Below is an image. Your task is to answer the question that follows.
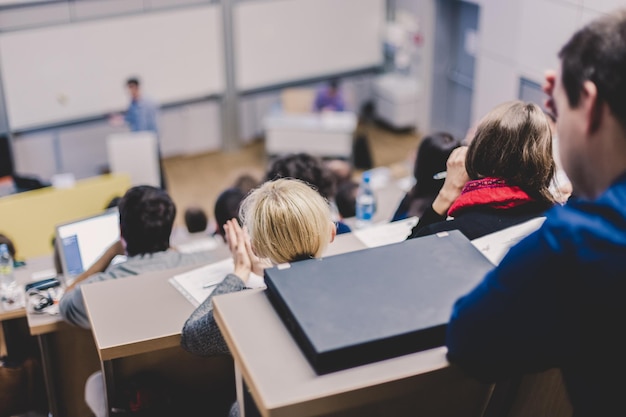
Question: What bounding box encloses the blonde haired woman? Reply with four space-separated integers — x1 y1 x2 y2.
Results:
182 178 336 355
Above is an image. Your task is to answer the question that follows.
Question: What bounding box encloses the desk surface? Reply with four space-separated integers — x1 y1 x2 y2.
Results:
1 256 54 323
213 289 450 417
82 263 213 361
80 229 379 362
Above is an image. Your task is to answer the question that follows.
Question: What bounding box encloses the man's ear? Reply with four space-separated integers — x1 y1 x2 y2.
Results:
581 80 602 134
330 222 337 243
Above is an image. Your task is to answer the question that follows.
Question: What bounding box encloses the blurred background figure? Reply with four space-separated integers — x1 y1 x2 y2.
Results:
184 207 209 235
313 79 345 113
392 132 461 221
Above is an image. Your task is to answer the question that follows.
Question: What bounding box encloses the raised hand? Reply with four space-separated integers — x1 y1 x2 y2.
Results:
225 219 252 283
432 146 470 216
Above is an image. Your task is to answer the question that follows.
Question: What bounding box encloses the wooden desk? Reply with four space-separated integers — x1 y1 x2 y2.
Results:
82 249 234 417
0 256 55 323
21 263 101 417
213 290 492 417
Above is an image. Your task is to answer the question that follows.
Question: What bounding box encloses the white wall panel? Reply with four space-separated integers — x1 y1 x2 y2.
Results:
0 3 70 31
12 132 57 180
234 0 384 91
71 0 144 21
581 0 622 14
472 55 518 124
479 0 522 60
0 5 224 130
517 0 579 75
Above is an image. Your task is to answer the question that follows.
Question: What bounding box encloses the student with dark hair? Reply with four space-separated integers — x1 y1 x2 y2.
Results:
266 153 337 200
214 188 246 242
184 206 209 234
408 101 556 240
0 233 24 267
105 196 122 210
334 180 359 219
392 132 461 221
266 153 350 234
59 186 217 329
445 10 626 416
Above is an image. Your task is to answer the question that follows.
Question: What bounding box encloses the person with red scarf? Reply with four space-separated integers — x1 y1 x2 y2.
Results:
408 100 557 241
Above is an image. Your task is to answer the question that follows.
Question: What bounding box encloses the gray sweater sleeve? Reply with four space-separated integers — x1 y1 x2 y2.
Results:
181 273 247 356
58 285 91 329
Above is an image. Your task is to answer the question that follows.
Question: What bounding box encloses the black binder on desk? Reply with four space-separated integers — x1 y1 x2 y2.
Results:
264 230 495 375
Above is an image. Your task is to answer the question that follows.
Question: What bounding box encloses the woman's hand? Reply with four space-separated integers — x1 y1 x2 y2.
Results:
225 219 271 283
225 219 252 284
432 146 470 216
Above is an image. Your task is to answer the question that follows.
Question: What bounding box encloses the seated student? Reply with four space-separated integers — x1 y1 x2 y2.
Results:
408 100 557 240
446 11 626 416
214 187 247 243
335 180 359 219
232 173 259 195
313 78 345 112
181 179 336 416
0 233 25 267
392 132 461 221
266 152 351 234
59 185 218 329
184 206 209 234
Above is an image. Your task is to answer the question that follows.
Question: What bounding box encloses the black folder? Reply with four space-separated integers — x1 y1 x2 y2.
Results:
264 230 495 374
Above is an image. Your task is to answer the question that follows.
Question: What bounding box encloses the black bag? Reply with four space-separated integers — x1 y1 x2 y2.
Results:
353 134 373 170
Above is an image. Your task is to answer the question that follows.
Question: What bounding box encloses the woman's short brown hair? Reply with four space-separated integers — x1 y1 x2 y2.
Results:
465 100 556 204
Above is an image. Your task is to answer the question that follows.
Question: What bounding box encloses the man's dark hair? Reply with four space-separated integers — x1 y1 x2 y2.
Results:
559 10 626 129
329 78 340 91
266 153 337 200
126 77 140 87
105 196 122 210
184 207 208 234
214 188 246 240
335 180 359 219
118 186 175 256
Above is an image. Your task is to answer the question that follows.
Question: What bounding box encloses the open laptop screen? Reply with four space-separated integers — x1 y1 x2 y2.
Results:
55 209 120 282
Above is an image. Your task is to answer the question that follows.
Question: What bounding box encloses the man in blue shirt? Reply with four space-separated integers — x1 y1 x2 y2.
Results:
125 77 159 134
124 77 166 189
445 9 626 417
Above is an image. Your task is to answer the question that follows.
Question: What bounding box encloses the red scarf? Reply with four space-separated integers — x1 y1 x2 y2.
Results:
448 177 535 217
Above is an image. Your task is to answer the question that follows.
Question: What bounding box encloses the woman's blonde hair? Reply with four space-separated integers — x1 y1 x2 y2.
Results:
466 100 557 204
240 178 333 264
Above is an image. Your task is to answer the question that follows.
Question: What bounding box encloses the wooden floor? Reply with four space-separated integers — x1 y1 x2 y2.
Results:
163 121 421 228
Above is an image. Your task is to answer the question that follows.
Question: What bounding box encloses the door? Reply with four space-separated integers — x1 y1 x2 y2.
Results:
430 0 480 140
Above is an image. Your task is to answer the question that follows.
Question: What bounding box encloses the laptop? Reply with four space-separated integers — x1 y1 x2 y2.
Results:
55 208 121 286
264 230 495 375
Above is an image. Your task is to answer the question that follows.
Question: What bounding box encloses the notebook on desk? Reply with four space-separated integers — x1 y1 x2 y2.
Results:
264 230 495 375
55 208 120 286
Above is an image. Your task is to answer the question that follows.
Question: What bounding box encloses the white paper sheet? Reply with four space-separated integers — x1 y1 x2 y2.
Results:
169 258 265 307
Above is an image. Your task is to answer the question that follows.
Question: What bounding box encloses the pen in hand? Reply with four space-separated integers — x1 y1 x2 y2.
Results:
202 279 222 289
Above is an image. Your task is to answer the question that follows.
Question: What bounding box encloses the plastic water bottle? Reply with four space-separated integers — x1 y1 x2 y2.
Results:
0 243 16 296
355 171 376 229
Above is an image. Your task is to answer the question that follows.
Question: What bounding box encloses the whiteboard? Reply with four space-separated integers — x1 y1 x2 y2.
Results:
0 5 224 130
234 0 385 91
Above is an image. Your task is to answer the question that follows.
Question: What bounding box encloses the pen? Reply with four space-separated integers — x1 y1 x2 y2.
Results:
433 171 447 180
202 279 222 289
